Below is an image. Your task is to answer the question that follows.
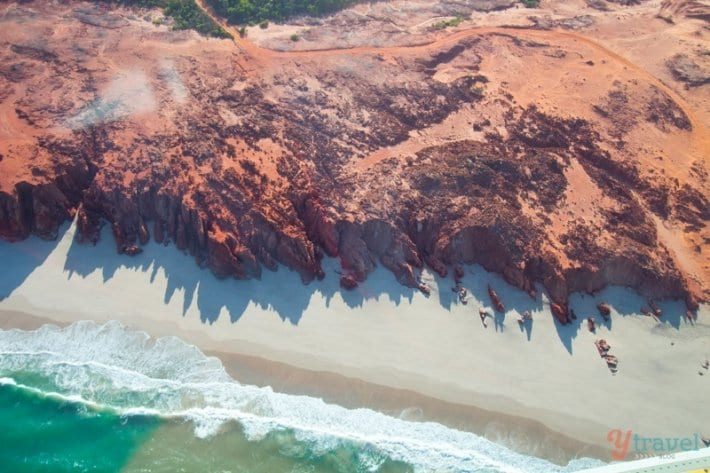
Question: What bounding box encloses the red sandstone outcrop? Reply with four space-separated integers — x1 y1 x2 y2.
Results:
597 303 611 317
551 303 570 325
0 1 707 313
339 274 359 290
488 285 506 312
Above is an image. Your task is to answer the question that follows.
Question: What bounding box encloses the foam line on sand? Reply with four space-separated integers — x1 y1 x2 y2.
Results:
0 222 708 461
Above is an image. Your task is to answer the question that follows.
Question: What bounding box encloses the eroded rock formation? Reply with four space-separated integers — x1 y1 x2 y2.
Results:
0 1 707 312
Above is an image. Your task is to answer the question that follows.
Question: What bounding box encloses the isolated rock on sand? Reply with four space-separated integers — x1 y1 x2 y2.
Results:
339 274 359 290
550 303 570 325
597 303 611 317
488 285 506 312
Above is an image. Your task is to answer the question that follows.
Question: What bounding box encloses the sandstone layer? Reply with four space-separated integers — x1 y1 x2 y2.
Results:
1 0 708 315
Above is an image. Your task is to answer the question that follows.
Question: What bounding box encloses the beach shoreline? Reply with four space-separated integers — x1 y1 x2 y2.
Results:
1 223 708 468
0 308 607 465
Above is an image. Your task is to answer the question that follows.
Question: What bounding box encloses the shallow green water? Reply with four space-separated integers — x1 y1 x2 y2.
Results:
0 321 603 473
0 382 413 473
0 381 158 473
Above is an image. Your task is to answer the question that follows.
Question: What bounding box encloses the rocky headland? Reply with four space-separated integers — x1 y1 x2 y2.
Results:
1 0 707 317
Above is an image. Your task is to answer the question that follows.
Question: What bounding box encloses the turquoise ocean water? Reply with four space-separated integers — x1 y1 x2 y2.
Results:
0 321 603 473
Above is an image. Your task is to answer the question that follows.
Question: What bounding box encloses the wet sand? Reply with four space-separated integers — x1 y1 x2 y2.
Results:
1 222 708 465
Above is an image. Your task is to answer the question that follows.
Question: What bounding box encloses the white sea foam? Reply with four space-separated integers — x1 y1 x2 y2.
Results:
0 321 604 473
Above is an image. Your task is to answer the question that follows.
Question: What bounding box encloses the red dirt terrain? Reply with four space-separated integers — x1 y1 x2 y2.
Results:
0 0 707 315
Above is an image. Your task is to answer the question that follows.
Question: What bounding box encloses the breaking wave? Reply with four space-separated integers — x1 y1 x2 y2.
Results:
0 321 603 473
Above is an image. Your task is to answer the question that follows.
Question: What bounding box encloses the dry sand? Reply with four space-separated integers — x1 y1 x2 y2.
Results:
0 221 708 464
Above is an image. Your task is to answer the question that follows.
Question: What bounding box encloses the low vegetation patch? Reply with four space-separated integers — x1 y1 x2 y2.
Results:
520 0 540 7
431 16 466 30
106 0 231 38
165 0 232 37
205 0 361 25
109 0 373 35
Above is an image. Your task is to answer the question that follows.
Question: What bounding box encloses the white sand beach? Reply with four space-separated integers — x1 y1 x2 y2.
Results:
1 222 708 464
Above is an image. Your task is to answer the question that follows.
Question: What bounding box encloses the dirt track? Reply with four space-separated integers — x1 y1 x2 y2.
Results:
194 0 708 160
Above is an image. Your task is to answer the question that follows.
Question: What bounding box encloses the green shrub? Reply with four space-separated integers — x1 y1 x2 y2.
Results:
431 16 466 30
205 0 363 25
104 0 232 38
290 33 300 41
164 0 232 37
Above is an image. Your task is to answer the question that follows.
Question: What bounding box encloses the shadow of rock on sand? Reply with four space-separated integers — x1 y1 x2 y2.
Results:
5 222 692 351
62 222 633 348
0 233 60 302
552 286 690 355
518 318 533 341
426 260 692 355
62 223 416 326
440 268 545 339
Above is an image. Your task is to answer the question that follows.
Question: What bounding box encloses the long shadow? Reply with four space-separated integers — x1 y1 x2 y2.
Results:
493 310 505 332
552 286 691 355
62 225 416 327
553 289 635 355
59 223 695 354
550 311 580 355
449 267 545 339
597 286 685 329
0 229 63 302
518 318 533 341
